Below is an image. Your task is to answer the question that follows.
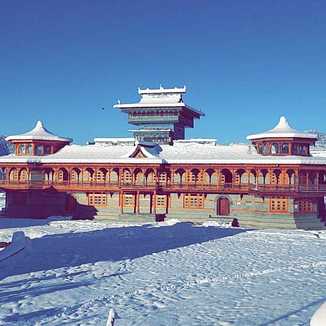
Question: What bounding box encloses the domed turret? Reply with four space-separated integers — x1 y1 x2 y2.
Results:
247 116 317 156
6 121 72 156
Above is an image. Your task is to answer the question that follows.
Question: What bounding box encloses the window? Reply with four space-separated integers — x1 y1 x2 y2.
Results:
0 168 6 180
281 143 289 154
297 200 314 213
35 145 43 156
122 170 132 184
123 194 134 207
183 194 204 209
26 144 33 155
293 144 308 156
88 193 107 207
17 144 25 155
44 145 51 155
159 172 167 184
156 195 167 208
271 143 279 154
262 144 269 155
270 197 288 213
96 170 106 183
187 171 203 183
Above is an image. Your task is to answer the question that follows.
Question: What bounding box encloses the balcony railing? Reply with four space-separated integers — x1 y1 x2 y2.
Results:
1 179 326 194
249 184 326 193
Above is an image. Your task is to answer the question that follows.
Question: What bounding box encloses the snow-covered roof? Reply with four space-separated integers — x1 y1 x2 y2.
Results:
176 139 217 145
114 86 204 116
247 117 318 140
6 121 73 143
138 86 186 95
1 140 326 165
94 138 135 146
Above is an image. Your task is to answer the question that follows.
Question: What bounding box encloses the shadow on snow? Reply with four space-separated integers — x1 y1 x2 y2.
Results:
0 222 250 280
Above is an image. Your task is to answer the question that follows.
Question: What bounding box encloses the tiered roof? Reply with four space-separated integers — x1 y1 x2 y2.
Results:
114 86 204 117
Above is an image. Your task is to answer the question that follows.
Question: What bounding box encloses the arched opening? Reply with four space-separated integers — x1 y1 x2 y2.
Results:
57 168 69 183
158 170 169 185
205 168 216 185
9 168 18 182
259 169 268 184
249 169 257 184
83 168 94 183
122 168 132 185
308 172 317 186
319 171 326 186
188 168 201 184
216 197 230 216
221 169 232 186
96 168 108 183
0 168 6 181
145 168 155 185
134 168 144 185
71 168 81 183
174 168 186 185
272 169 282 185
19 168 29 182
110 168 119 184
44 168 54 183
287 169 296 185
235 169 246 184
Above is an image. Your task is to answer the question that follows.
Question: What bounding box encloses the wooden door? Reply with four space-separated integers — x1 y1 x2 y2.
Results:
217 197 230 216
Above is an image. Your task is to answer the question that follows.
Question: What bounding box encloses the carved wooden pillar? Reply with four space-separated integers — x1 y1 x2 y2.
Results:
120 191 124 214
118 168 122 186
170 168 175 186
131 168 135 185
200 168 205 186
107 168 111 184
216 168 221 186
149 193 153 214
166 194 170 214
153 191 157 215
53 168 58 183
135 191 140 214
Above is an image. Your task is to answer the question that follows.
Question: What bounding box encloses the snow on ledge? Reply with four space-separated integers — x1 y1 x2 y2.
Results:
0 231 27 262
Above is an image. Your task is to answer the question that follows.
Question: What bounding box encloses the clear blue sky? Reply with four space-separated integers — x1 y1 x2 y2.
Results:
1 0 325 144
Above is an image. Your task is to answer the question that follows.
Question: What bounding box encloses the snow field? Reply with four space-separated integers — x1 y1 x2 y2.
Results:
0 218 325 325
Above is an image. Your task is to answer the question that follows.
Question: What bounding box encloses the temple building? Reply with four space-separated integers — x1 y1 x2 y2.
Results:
0 86 326 229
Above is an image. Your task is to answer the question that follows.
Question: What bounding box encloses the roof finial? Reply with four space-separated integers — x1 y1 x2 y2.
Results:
35 120 44 129
275 116 291 131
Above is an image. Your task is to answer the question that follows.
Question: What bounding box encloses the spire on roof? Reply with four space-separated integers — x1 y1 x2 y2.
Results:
246 116 318 140
5 120 72 143
270 116 296 133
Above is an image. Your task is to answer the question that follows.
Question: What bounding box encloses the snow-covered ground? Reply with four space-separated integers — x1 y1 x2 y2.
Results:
0 218 325 326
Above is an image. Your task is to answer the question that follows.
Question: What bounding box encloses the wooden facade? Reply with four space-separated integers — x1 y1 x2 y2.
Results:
0 103 325 229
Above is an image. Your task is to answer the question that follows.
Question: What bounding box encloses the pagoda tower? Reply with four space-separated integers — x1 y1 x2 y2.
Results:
114 86 204 144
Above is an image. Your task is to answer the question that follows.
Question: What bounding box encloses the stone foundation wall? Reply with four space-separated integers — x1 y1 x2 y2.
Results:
3 189 325 230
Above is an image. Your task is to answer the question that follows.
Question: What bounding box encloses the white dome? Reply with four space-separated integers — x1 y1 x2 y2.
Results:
6 121 72 143
247 116 317 140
